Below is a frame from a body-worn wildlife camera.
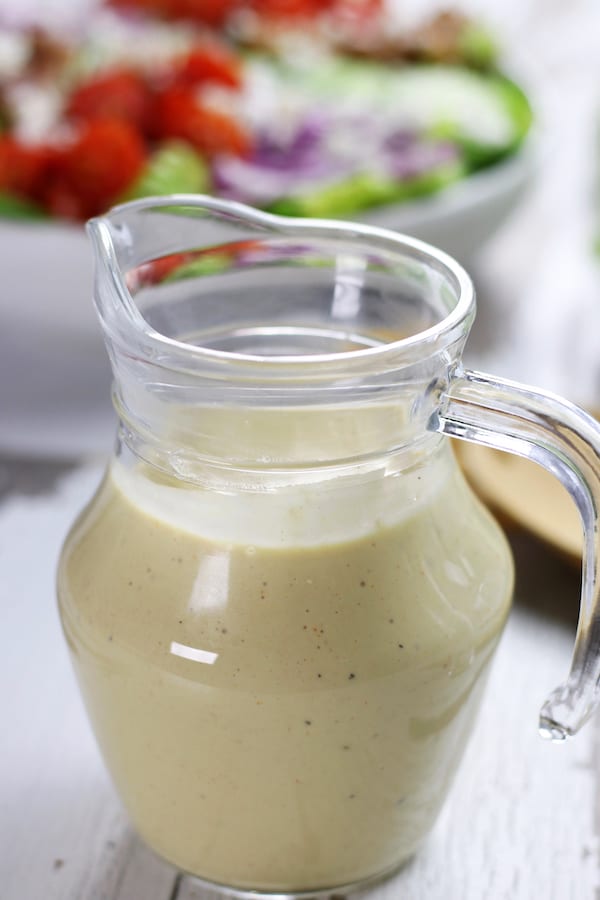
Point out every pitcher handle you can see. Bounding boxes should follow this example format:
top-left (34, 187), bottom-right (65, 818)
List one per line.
top-left (432, 365), bottom-right (600, 740)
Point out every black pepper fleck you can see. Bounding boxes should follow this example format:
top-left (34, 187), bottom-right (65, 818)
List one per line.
top-left (317, 673), bottom-right (322, 678)
top-left (398, 643), bottom-right (404, 649)
top-left (389, 618), bottom-right (395, 624)
top-left (221, 628), bottom-right (228, 634)
top-left (343, 744), bottom-right (351, 750)
top-left (359, 580), bottom-right (366, 587)
top-left (348, 673), bottom-right (355, 680)
top-left (305, 720), bottom-right (312, 726)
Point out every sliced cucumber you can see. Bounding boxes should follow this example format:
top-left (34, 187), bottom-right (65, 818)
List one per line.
top-left (269, 173), bottom-right (395, 218)
top-left (268, 157), bottom-right (464, 218)
top-left (278, 59), bottom-right (532, 172)
top-left (427, 71), bottom-right (532, 168)
top-left (123, 141), bottom-right (210, 200)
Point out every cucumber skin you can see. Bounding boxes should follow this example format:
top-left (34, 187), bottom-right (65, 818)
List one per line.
top-left (123, 142), bottom-right (210, 201)
top-left (267, 159), bottom-right (466, 218)
top-left (453, 75), bottom-right (533, 170)
top-left (0, 192), bottom-right (49, 220)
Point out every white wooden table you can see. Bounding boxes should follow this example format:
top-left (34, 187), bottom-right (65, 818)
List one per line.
top-left (2, 2), bottom-right (600, 898)
top-left (0, 462), bottom-right (597, 900)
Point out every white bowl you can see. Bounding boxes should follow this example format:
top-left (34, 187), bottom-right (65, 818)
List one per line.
top-left (360, 141), bottom-right (537, 257)
top-left (0, 142), bottom-right (536, 460)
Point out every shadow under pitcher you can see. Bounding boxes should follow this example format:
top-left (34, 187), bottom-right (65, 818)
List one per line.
top-left (57, 195), bottom-right (600, 898)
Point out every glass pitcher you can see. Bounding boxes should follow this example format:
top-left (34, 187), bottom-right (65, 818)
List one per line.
top-left (58, 196), bottom-right (600, 898)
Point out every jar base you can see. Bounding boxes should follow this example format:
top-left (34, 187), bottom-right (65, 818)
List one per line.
top-left (176, 854), bottom-right (414, 899)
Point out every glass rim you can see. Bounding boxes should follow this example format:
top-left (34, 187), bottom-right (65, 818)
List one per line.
top-left (89, 194), bottom-right (475, 373)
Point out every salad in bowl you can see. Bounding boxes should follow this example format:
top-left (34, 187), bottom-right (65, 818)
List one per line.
top-left (0, 0), bottom-right (535, 457)
top-left (0, 1), bottom-right (533, 223)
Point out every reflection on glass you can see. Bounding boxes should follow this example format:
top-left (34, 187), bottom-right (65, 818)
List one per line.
top-left (169, 641), bottom-right (218, 665)
top-left (188, 553), bottom-right (230, 613)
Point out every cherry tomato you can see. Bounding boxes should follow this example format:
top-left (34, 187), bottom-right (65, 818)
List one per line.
top-left (65, 68), bottom-right (153, 131)
top-left (175, 42), bottom-right (243, 90)
top-left (0, 137), bottom-right (52, 200)
top-left (44, 119), bottom-right (147, 220)
top-left (107, 0), bottom-right (239, 26)
top-left (153, 87), bottom-right (251, 158)
top-left (251, 0), bottom-right (335, 18)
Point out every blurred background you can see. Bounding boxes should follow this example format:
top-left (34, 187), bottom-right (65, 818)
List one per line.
top-left (0, 0), bottom-right (599, 541)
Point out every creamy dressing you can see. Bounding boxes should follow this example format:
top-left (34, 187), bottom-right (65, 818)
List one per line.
top-left (58, 447), bottom-right (512, 892)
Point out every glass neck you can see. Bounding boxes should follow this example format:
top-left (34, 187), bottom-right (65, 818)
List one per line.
top-left (112, 367), bottom-right (448, 488)
top-left (111, 423), bottom-right (454, 551)
top-left (90, 197), bottom-right (474, 486)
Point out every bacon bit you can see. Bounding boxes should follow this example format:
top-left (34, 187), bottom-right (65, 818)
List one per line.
top-left (26, 29), bottom-right (70, 80)
top-left (405, 11), bottom-right (471, 64)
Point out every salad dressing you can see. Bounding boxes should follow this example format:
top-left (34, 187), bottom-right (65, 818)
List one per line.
top-left (59, 447), bottom-right (512, 891)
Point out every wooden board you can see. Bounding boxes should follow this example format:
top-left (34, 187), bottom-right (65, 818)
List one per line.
top-left (457, 443), bottom-right (583, 562)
